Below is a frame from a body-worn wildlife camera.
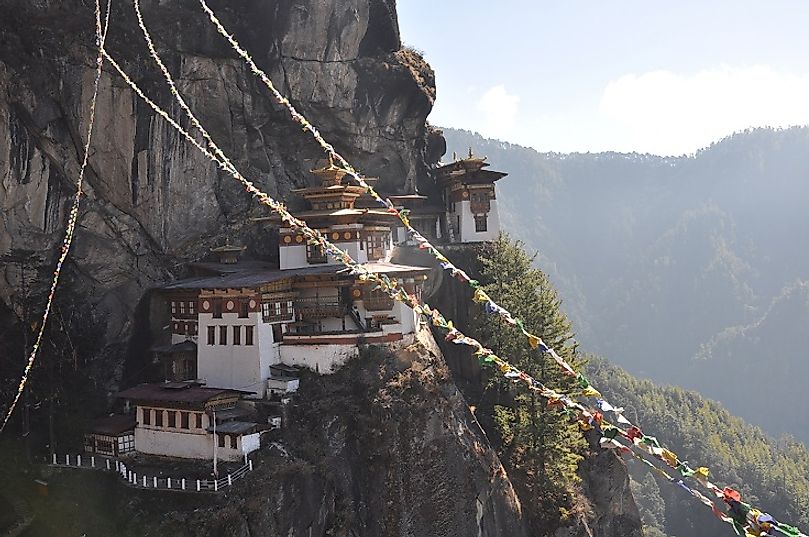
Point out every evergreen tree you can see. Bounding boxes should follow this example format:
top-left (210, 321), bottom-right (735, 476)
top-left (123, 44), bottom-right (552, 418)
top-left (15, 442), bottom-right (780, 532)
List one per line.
top-left (472, 234), bottom-right (586, 528)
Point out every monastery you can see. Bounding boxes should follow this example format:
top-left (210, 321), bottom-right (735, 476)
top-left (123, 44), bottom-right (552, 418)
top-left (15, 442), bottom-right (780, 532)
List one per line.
top-left (85, 152), bottom-right (508, 462)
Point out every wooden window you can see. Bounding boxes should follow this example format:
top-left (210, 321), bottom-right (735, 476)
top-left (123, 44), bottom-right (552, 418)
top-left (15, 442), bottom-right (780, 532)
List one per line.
top-left (171, 301), bottom-right (177, 315)
top-left (118, 434), bottom-right (134, 453)
top-left (189, 301), bottom-right (196, 315)
top-left (475, 214), bottom-right (488, 232)
top-left (179, 301), bottom-right (186, 314)
top-left (219, 325), bottom-right (227, 345)
top-left (213, 300), bottom-right (222, 318)
top-left (142, 407), bottom-right (151, 426)
top-left (364, 288), bottom-right (394, 311)
top-left (167, 411), bottom-right (176, 428)
top-left (218, 434), bottom-right (226, 448)
top-left (180, 412), bottom-right (189, 429)
top-left (194, 413), bottom-right (202, 429)
top-left (239, 301), bottom-right (249, 318)
top-left (207, 326), bottom-right (216, 345)
top-left (233, 325), bottom-right (241, 345)
top-left (365, 233), bottom-right (388, 261)
top-left (245, 325), bottom-right (254, 346)
top-left (306, 244), bottom-right (327, 264)
top-left (155, 410), bottom-right (163, 427)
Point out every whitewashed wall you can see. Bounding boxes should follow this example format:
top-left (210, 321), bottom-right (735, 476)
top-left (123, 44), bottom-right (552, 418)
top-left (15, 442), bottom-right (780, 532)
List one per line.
top-left (135, 427), bottom-right (212, 459)
top-left (280, 343), bottom-right (358, 373)
top-left (458, 199), bottom-right (500, 242)
top-left (198, 310), bottom-right (267, 396)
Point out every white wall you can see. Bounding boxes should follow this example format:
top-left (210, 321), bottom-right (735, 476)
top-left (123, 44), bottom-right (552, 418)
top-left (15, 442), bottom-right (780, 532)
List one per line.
top-left (280, 244), bottom-right (308, 270)
top-left (280, 343), bottom-right (358, 373)
top-left (135, 427), bottom-right (212, 460)
top-left (280, 239), bottom-right (368, 270)
top-left (267, 377), bottom-right (299, 393)
top-left (458, 200), bottom-right (500, 242)
top-left (240, 432), bottom-right (260, 456)
top-left (395, 301), bottom-right (417, 334)
top-left (198, 311), bottom-right (268, 397)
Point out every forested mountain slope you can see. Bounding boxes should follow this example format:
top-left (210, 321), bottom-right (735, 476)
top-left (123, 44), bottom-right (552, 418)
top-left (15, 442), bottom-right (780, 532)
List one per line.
top-left (443, 127), bottom-right (809, 442)
top-left (587, 357), bottom-right (809, 537)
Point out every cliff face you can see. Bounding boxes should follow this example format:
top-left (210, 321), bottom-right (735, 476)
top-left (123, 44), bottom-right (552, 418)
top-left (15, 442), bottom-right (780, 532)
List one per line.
top-left (0, 0), bottom-right (434, 384)
top-left (9, 331), bottom-right (528, 537)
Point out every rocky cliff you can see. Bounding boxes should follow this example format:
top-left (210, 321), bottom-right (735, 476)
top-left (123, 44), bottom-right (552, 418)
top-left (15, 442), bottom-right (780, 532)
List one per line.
top-left (2, 329), bottom-right (640, 537)
top-left (0, 0), bottom-right (434, 391)
top-left (0, 2), bottom-right (643, 536)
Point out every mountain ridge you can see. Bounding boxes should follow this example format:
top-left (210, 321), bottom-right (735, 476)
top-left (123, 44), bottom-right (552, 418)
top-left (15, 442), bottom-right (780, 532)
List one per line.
top-left (442, 125), bottom-right (809, 443)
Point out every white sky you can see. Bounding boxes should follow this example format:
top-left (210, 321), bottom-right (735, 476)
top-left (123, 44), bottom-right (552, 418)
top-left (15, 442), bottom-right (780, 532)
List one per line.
top-left (397, 1), bottom-right (809, 156)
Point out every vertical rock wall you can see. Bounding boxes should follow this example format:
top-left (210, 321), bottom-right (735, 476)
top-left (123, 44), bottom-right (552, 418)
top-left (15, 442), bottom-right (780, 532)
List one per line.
top-left (0, 0), bottom-right (434, 390)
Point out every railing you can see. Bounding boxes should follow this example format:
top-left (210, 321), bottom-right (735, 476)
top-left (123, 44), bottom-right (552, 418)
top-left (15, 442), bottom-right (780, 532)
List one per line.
top-left (363, 296), bottom-right (395, 311)
top-left (293, 297), bottom-right (344, 319)
top-left (48, 453), bottom-right (254, 493)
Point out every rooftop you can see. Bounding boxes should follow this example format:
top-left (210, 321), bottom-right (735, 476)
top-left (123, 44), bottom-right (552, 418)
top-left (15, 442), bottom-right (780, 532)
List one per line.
top-left (150, 341), bottom-right (197, 354)
top-left (117, 383), bottom-right (252, 405)
top-left (161, 261), bottom-right (430, 291)
top-left (88, 414), bottom-right (136, 435)
top-left (206, 421), bottom-right (258, 435)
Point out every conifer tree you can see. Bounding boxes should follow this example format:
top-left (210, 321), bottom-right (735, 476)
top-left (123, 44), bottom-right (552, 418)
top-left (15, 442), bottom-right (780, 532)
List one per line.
top-left (472, 234), bottom-right (586, 525)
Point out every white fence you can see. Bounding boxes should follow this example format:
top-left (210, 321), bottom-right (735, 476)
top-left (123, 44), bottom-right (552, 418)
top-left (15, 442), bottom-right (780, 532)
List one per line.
top-left (49, 453), bottom-right (253, 493)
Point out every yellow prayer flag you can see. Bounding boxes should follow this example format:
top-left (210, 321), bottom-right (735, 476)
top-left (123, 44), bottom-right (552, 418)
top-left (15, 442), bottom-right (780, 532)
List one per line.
top-left (695, 467), bottom-right (710, 480)
top-left (661, 449), bottom-right (679, 468)
top-left (527, 334), bottom-right (540, 349)
top-left (580, 387), bottom-right (602, 398)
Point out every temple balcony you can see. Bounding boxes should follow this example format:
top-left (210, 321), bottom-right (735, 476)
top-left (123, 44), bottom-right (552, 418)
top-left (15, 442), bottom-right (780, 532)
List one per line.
top-left (293, 297), bottom-right (345, 319)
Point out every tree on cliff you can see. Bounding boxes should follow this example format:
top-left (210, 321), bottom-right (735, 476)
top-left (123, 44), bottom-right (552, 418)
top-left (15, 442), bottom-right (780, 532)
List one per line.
top-left (472, 235), bottom-right (586, 528)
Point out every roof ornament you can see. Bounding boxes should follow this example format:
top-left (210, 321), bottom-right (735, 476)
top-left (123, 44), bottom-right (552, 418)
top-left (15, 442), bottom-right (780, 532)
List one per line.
top-left (210, 239), bottom-right (246, 264)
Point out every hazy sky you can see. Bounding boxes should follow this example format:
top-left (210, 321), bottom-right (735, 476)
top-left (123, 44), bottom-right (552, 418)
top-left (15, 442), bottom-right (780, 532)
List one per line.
top-left (397, 1), bottom-right (809, 156)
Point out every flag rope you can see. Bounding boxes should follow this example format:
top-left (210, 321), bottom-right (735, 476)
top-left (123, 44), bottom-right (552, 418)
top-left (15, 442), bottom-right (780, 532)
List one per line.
top-left (0, 1), bottom-right (799, 534)
top-left (0, 0), bottom-right (111, 434)
top-left (191, 4), bottom-right (807, 534)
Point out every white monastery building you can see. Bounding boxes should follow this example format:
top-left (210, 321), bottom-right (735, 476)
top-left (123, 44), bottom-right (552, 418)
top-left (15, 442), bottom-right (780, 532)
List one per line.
top-left (94, 151), bottom-right (507, 462)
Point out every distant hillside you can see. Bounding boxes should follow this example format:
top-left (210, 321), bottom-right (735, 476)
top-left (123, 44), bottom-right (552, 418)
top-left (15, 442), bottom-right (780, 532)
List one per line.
top-left (442, 127), bottom-right (809, 442)
top-left (587, 357), bottom-right (809, 537)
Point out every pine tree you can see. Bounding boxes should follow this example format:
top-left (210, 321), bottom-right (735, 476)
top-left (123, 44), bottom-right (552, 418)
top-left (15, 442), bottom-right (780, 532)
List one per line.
top-left (472, 234), bottom-right (586, 527)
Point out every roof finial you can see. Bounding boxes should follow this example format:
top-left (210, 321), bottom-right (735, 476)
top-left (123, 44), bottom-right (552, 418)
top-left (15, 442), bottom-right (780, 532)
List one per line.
top-left (468, 147), bottom-right (474, 158)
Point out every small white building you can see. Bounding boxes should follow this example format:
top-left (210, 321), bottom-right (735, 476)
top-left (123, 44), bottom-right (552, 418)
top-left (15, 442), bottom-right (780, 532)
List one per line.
top-left (390, 151), bottom-right (508, 245)
top-left (117, 382), bottom-right (260, 462)
top-left (435, 152), bottom-right (507, 243)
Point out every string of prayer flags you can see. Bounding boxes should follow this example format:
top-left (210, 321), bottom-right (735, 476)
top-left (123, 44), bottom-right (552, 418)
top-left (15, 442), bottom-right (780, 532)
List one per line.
top-left (1, 0), bottom-right (111, 433)
top-left (125, 6), bottom-right (809, 536)
top-left (195, 0), bottom-right (591, 384)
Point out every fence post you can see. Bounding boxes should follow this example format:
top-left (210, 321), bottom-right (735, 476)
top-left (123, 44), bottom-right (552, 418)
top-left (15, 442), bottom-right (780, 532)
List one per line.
top-left (77, 455), bottom-right (81, 467)
top-left (214, 479), bottom-right (219, 492)
top-left (91, 456), bottom-right (95, 468)
top-left (196, 479), bottom-right (200, 492)
top-left (106, 459), bottom-right (111, 470)
top-left (228, 474), bottom-right (232, 486)
top-left (168, 477), bottom-right (172, 489)
top-left (182, 478), bottom-right (186, 491)
top-left (143, 475), bottom-right (147, 487)
top-left (66, 454), bottom-right (70, 466)
top-left (127, 470), bottom-right (132, 482)
top-left (153, 476), bottom-right (157, 488)
top-left (52, 453), bottom-right (57, 465)
top-left (249, 459), bottom-right (253, 471)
